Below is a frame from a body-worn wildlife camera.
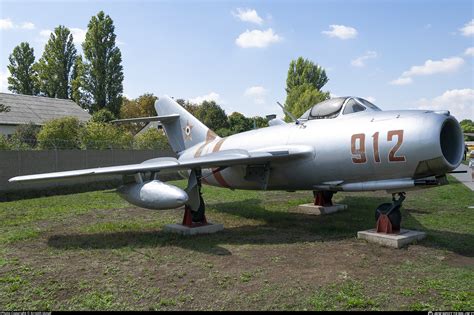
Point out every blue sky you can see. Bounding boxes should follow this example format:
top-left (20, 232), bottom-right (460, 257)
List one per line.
top-left (0, 0), bottom-right (473, 120)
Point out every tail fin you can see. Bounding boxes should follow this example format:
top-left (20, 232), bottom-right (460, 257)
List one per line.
top-left (155, 96), bottom-right (219, 153)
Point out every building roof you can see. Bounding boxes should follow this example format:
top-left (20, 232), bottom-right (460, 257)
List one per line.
top-left (0, 92), bottom-right (91, 125)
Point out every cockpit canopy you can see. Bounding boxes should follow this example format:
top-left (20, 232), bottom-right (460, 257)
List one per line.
top-left (299, 97), bottom-right (381, 120)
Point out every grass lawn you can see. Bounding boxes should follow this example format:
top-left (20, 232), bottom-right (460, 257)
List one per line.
top-left (0, 176), bottom-right (473, 310)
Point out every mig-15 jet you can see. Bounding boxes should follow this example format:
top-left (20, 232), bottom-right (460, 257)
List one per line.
top-left (9, 96), bottom-right (465, 230)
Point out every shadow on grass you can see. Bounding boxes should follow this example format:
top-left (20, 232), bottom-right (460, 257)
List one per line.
top-left (47, 198), bottom-right (356, 256)
top-left (47, 196), bottom-right (474, 257)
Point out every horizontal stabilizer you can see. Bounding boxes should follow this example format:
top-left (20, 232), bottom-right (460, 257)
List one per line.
top-left (111, 114), bottom-right (180, 124)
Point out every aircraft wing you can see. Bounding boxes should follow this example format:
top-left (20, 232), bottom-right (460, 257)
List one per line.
top-left (9, 145), bottom-right (313, 183)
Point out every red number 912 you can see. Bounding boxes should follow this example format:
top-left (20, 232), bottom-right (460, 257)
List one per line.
top-left (351, 130), bottom-right (406, 164)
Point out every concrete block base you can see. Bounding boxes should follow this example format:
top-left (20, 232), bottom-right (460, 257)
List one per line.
top-left (163, 222), bottom-right (224, 236)
top-left (291, 203), bottom-right (347, 215)
top-left (357, 228), bottom-right (426, 248)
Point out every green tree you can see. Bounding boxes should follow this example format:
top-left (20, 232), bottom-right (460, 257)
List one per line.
top-left (81, 122), bottom-right (133, 149)
top-left (82, 11), bottom-right (124, 115)
top-left (286, 57), bottom-right (328, 93)
top-left (460, 119), bottom-right (474, 141)
top-left (7, 42), bottom-right (38, 95)
top-left (36, 26), bottom-right (77, 99)
top-left (119, 94), bottom-right (158, 134)
top-left (228, 112), bottom-right (253, 134)
top-left (285, 83), bottom-right (330, 120)
top-left (252, 116), bottom-right (269, 129)
top-left (215, 127), bottom-right (232, 137)
top-left (120, 93), bottom-right (157, 119)
top-left (134, 128), bottom-right (170, 150)
top-left (71, 55), bottom-right (91, 108)
top-left (90, 108), bottom-right (116, 123)
top-left (195, 100), bottom-right (229, 131)
top-left (176, 98), bottom-right (199, 117)
top-left (284, 57), bottom-right (329, 121)
top-left (460, 119), bottom-right (474, 133)
top-left (37, 117), bottom-right (83, 149)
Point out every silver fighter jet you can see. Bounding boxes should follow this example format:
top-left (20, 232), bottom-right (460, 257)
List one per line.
top-left (9, 96), bottom-right (465, 228)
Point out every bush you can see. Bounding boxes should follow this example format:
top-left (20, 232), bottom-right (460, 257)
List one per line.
top-left (133, 128), bottom-right (170, 150)
top-left (90, 109), bottom-right (116, 123)
top-left (12, 122), bottom-right (41, 148)
top-left (81, 122), bottom-right (134, 149)
top-left (6, 137), bottom-right (31, 150)
top-left (37, 117), bottom-right (83, 149)
top-left (0, 135), bottom-right (11, 150)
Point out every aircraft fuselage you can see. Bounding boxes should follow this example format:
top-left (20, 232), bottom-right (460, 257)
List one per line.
top-left (179, 110), bottom-right (464, 192)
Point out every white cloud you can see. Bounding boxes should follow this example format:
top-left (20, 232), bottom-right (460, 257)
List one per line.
top-left (390, 56), bottom-right (464, 86)
top-left (402, 57), bottom-right (464, 77)
top-left (244, 86), bottom-right (267, 104)
top-left (235, 28), bottom-right (282, 48)
top-left (351, 51), bottom-right (377, 67)
top-left (1, 18), bottom-right (35, 30)
top-left (459, 19), bottom-right (474, 37)
top-left (415, 88), bottom-right (474, 120)
top-left (20, 22), bottom-right (35, 30)
top-left (390, 77), bottom-right (413, 85)
top-left (70, 27), bottom-right (86, 45)
top-left (0, 18), bottom-right (14, 30)
top-left (0, 69), bottom-right (10, 93)
top-left (465, 47), bottom-right (474, 56)
top-left (232, 8), bottom-right (263, 25)
top-left (322, 24), bottom-right (358, 40)
top-left (189, 92), bottom-right (221, 104)
top-left (38, 29), bottom-right (52, 43)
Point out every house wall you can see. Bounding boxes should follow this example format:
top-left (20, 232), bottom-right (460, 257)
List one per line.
top-left (0, 124), bottom-right (17, 137)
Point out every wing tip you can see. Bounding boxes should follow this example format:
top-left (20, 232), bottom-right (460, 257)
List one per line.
top-left (8, 177), bottom-right (20, 183)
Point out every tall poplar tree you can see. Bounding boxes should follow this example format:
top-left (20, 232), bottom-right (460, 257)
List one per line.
top-left (7, 42), bottom-right (38, 95)
top-left (36, 26), bottom-right (77, 99)
top-left (82, 11), bottom-right (124, 115)
top-left (71, 55), bottom-right (91, 108)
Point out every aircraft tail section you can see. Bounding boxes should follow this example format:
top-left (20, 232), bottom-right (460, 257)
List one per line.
top-left (155, 96), bottom-right (219, 153)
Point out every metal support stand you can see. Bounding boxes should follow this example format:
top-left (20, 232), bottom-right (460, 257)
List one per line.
top-left (164, 170), bottom-right (224, 236)
top-left (182, 204), bottom-right (208, 227)
top-left (359, 193), bottom-right (426, 248)
top-left (376, 193), bottom-right (405, 234)
top-left (313, 191), bottom-right (334, 207)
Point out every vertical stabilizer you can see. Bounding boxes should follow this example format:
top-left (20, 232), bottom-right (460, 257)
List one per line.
top-left (155, 96), bottom-right (219, 153)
